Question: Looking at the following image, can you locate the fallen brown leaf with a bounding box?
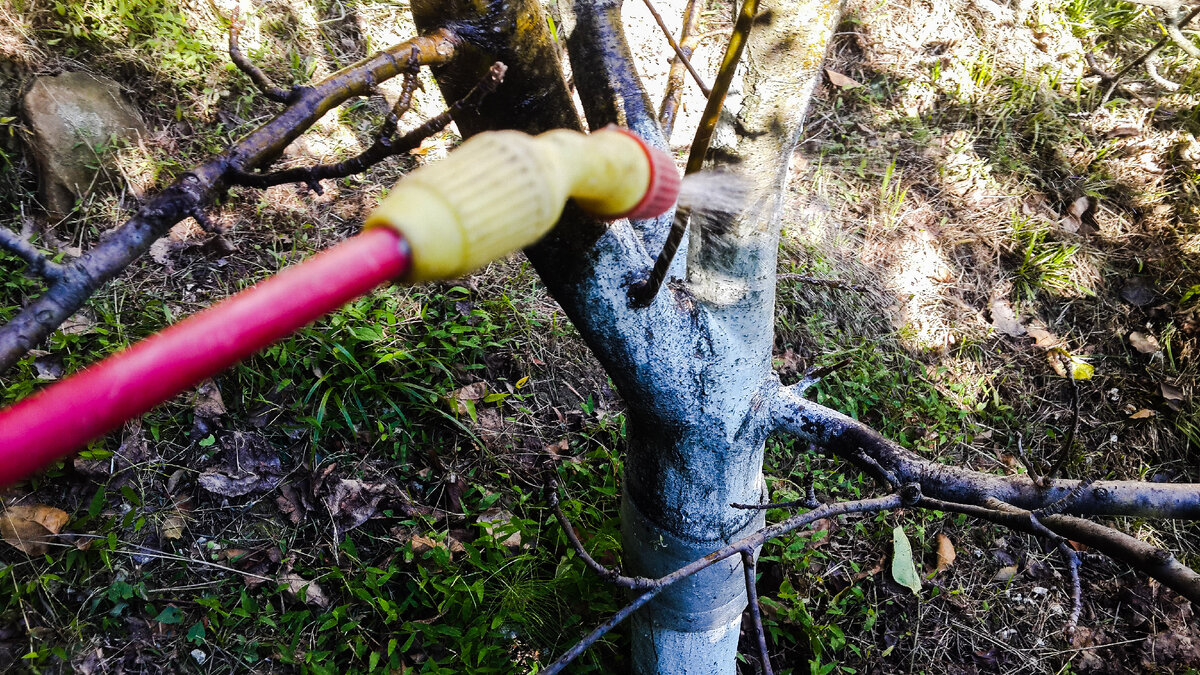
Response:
[989,291,1026,337]
[1,504,70,555]
[1161,382,1186,408]
[1129,331,1161,354]
[324,479,389,537]
[193,379,227,418]
[276,484,307,526]
[160,511,186,540]
[825,69,862,88]
[1129,408,1156,420]
[993,565,1018,582]
[933,533,956,576]
[279,572,331,608]
[477,508,521,549]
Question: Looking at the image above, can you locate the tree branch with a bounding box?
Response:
[630,0,760,306]
[640,0,711,97]
[544,490,913,674]
[920,496,1200,604]
[228,11,293,103]
[771,383,1200,519]
[227,62,506,192]
[0,228,63,282]
[658,0,703,137]
[0,28,463,375]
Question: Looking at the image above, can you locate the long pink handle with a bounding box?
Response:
[0,227,411,487]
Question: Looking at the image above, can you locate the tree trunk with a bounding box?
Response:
[414,0,839,671]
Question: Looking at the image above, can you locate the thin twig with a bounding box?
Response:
[640,0,711,97]
[794,358,852,396]
[546,479,655,590]
[630,0,759,306]
[1013,433,1045,486]
[379,48,422,141]
[1144,54,1181,90]
[0,228,63,281]
[228,12,292,103]
[731,486,820,511]
[228,62,506,192]
[543,490,914,673]
[741,550,774,675]
[1047,377,1081,481]
[1165,9,1200,58]
[1095,5,1200,104]
[777,273,868,293]
[659,0,703,137]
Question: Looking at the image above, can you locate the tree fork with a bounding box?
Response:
[412,1,839,671]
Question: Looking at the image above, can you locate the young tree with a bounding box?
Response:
[2,0,1199,672]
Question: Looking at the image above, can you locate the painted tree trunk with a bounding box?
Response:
[413,0,839,671]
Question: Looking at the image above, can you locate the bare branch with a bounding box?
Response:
[659,0,703,137]
[545,478,655,590]
[0,228,63,281]
[793,358,851,396]
[1095,5,1200,103]
[227,62,506,193]
[632,0,761,306]
[544,491,912,674]
[1047,376,1081,481]
[772,383,1200,519]
[1165,9,1200,58]
[1013,432,1045,486]
[228,12,292,103]
[741,550,774,675]
[0,29,462,375]
[920,495,1200,606]
[640,0,711,97]
[1145,54,1181,90]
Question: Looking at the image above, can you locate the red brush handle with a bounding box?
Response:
[0,227,410,487]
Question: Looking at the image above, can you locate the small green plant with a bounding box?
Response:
[1010,218,1089,302]
[877,160,908,231]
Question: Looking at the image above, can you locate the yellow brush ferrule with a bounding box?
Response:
[365,127,656,282]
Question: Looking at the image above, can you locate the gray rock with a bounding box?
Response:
[21,71,149,220]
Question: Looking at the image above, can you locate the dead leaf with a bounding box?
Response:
[825,69,862,88]
[324,479,389,537]
[166,469,187,494]
[58,311,97,336]
[160,511,186,540]
[193,379,226,418]
[933,533,956,575]
[1025,318,1058,348]
[1121,277,1157,307]
[279,572,331,608]
[198,433,282,497]
[993,565,1019,582]
[1,504,70,555]
[276,484,307,526]
[477,508,522,549]
[1161,382,1187,411]
[989,292,1026,337]
[198,472,272,498]
[1129,331,1161,354]
[1107,125,1140,138]
[1130,408,1156,419]
[33,354,63,381]
[149,220,208,266]
[444,382,487,417]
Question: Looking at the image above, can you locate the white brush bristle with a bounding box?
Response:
[677,170,750,253]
